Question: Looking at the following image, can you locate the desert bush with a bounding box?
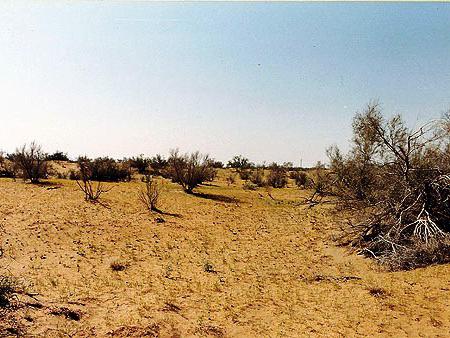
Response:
[249,168,266,187]
[306,165,335,204]
[167,150,216,193]
[149,154,169,176]
[55,172,68,179]
[138,174,163,213]
[267,163,288,188]
[242,181,258,190]
[384,240,450,271]
[289,170,299,179]
[128,155,150,174]
[75,157,111,201]
[46,151,69,161]
[293,171,310,188]
[12,142,48,183]
[92,157,131,182]
[211,160,224,169]
[327,102,450,269]
[73,157,131,182]
[204,166,217,182]
[0,152,17,178]
[68,169,80,180]
[226,172,236,186]
[227,155,253,169]
[282,162,294,169]
[238,169,252,181]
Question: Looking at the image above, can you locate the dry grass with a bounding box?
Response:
[0,170,449,336]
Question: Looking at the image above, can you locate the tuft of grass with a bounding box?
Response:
[203,262,217,274]
[368,287,388,298]
[110,260,128,272]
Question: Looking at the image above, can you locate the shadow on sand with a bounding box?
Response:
[192,192,239,204]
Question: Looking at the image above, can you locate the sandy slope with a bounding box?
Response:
[0,174,449,337]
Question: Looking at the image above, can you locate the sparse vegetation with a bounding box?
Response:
[46,151,69,162]
[267,163,288,188]
[71,157,130,182]
[242,181,258,190]
[211,160,224,169]
[326,102,450,269]
[12,142,48,183]
[0,152,17,178]
[149,154,169,177]
[227,155,253,169]
[306,164,335,204]
[226,172,236,186]
[110,260,128,272]
[128,155,150,174]
[76,157,112,201]
[2,5,450,335]
[237,168,252,181]
[167,150,216,193]
[138,174,163,213]
[91,157,131,182]
[292,171,310,188]
[249,167,266,187]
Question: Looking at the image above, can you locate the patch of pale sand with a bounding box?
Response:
[0,177,449,337]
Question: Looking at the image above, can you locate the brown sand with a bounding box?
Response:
[0,172,449,337]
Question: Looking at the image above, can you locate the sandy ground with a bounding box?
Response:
[0,171,449,337]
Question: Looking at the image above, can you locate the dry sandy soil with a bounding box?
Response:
[0,170,449,337]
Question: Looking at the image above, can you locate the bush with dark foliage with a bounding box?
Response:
[91,157,131,182]
[211,160,224,169]
[12,142,48,183]
[128,155,150,174]
[149,154,169,176]
[70,157,130,182]
[267,163,288,188]
[227,155,253,169]
[167,150,216,193]
[238,169,252,181]
[75,156,111,201]
[46,151,69,161]
[249,167,266,187]
[292,171,310,188]
[0,152,17,178]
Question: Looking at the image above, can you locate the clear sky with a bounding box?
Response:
[1,2,449,166]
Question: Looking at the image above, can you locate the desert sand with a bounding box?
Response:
[1,170,449,337]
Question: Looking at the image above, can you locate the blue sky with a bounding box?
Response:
[1,2,449,166]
